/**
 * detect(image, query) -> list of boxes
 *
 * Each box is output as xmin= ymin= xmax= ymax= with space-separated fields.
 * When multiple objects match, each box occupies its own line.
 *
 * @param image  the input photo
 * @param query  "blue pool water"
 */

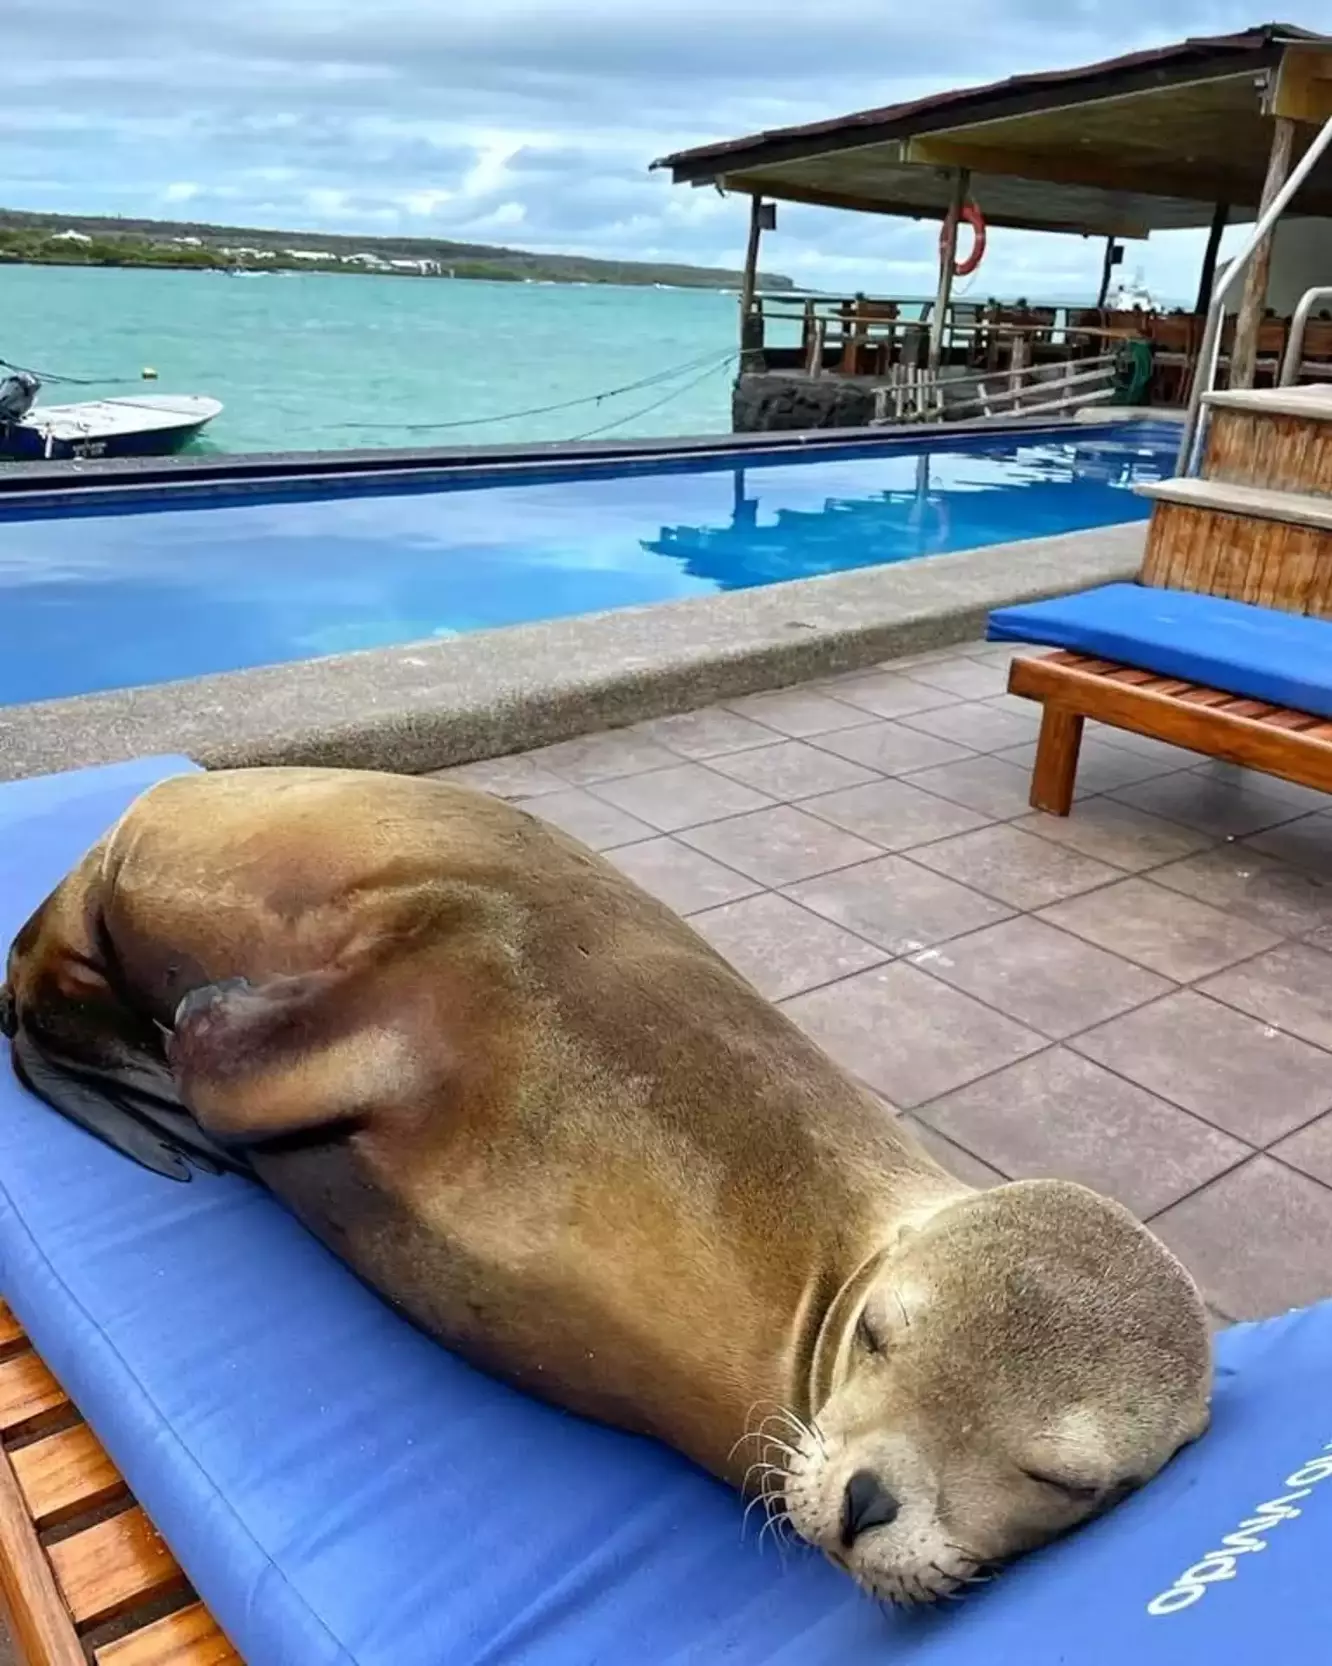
xmin=0 ymin=420 xmax=1180 ymax=706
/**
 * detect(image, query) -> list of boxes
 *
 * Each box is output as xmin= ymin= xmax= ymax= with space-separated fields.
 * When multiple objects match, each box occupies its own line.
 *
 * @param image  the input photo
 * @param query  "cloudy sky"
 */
xmin=4 ymin=1 xmax=1288 ymax=298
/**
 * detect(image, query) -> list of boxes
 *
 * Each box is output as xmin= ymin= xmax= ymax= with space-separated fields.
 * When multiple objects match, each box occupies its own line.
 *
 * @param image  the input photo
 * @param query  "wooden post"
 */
xmin=1230 ymin=119 xmax=1296 ymax=389
xmin=1194 ymin=201 xmax=1229 ymax=315
xmin=927 ymin=168 xmax=969 ymax=376
xmin=1095 ymin=237 xmax=1118 ymax=307
xmin=739 ymin=196 xmax=765 ymax=368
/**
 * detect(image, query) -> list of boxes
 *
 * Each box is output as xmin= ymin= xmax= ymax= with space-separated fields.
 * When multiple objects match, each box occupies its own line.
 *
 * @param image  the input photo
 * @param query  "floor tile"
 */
xmin=995 ymin=736 xmax=1191 ymax=797
xmin=679 ymin=805 xmax=882 ymax=887
xmin=1244 ymin=811 xmax=1332 ymax=877
xmin=902 ymin=659 xmax=1010 ymax=700
xmin=782 ymin=961 xmax=1044 ymax=1108
xmin=909 ymin=823 xmax=1122 ymax=910
xmin=590 ymin=763 xmax=774 ymax=832
xmin=689 ymin=893 xmax=887 ymax=1000
xmin=530 ymin=728 xmax=680 ymax=785
xmin=1150 ymin=1157 xmax=1332 ymax=1318
xmin=813 ymin=721 xmax=976 ymax=776
xmin=706 ymin=739 xmax=880 ymax=800
xmin=815 ymin=672 xmax=962 ymax=721
xmin=632 ymin=706 xmax=781 ymax=759
xmin=1149 ymin=845 xmax=1332 ymax=938
xmin=724 ymin=688 xmax=874 ymax=738
xmin=910 ymin=916 xmax=1172 ymax=1039
xmin=515 ymin=788 xmax=656 ymax=852
xmin=1039 ymin=877 xmax=1281 ymax=982
xmin=1088 ymin=728 xmax=1206 ymax=769
xmin=787 ymin=854 xmax=1013 ymax=954
xmin=900 ymin=1115 xmax=1006 ymax=1188
xmin=1199 ymin=942 xmax=1332 ymax=1050
xmin=1072 ymin=989 xmax=1332 ymax=1145
xmin=899 ymin=701 xmax=1041 ymax=754
xmin=434 ymin=753 xmax=567 ymax=799
xmin=1110 ymin=771 xmax=1306 ymax=838
xmin=605 ymin=837 xmax=762 ymax=915
xmin=1270 ymin=1114 xmax=1332 ymax=1187
xmin=901 ymin=755 xmax=1036 ymax=820
xmin=1190 ymin=759 xmax=1332 ymax=816
xmin=800 ymin=779 xmax=992 ymax=851
xmin=919 ymin=1049 xmax=1246 ymax=1220
xmin=1012 ymin=799 xmax=1214 ymax=873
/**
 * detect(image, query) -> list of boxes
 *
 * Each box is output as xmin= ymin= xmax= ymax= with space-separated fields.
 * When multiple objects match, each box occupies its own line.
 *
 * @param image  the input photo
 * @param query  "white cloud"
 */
xmin=2 ymin=0 xmax=1271 ymax=298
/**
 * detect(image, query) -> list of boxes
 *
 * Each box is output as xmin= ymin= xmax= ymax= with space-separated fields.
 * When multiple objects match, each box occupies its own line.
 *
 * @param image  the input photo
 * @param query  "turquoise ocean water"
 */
xmin=1 ymin=264 xmax=756 ymax=455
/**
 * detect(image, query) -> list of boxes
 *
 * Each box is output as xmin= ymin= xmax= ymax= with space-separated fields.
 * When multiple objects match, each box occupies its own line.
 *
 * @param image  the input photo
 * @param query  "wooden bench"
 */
xmin=0 ymin=1303 xmax=236 ymax=1666
xmin=1009 ymin=651 xmax=1332 ymax=815
xmin=1005 ymin=385 xmax=1332 ymax=815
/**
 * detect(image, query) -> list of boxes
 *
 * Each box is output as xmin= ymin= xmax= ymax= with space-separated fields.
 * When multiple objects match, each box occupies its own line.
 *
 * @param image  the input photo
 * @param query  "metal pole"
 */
xmin=1279 ymin=285 xmax=1332 ymax=385
xmin=1175 ymin=110 xmax=1332 ymax=475
xmin=927 ymin=169 xmax=968 ymax=376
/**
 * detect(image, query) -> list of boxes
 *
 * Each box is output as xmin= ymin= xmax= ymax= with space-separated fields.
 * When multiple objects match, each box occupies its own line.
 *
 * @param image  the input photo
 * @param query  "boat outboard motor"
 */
xmin=0 ymin=370 xmax=40 ymax=424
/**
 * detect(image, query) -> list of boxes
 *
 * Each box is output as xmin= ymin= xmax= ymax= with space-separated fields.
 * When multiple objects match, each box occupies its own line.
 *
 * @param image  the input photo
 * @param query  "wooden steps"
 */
xmin=0 ymin=1302 xmax=239 ymax=1666
xmin=1133 ymin=387 xmax=1332 ymax=619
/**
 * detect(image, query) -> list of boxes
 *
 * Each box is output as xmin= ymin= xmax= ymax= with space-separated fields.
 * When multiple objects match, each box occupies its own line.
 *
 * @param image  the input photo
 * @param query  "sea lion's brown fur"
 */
xmin=2 ymin=765 xmax=1212 ymax=1604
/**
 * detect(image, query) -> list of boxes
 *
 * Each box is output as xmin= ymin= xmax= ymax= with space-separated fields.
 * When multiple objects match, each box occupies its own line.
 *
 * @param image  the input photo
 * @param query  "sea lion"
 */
xmin=1 ymin=765 xmax=1212 ymax=1606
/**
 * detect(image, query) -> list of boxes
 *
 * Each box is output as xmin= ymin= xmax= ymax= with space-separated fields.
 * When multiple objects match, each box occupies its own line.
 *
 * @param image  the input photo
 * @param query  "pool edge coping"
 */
xmin=0 ymin=520 xmax=1146 ymax=782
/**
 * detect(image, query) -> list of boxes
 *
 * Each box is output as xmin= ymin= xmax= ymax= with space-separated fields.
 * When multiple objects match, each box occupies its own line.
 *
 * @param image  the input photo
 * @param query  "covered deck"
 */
xmin=652 ymin=22 xmax=1332 ymax=430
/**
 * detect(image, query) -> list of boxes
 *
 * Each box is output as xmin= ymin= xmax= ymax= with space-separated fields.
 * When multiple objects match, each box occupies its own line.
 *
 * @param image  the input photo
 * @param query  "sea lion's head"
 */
xmin=781 ymin=1178 xmax=1211 ymax=1605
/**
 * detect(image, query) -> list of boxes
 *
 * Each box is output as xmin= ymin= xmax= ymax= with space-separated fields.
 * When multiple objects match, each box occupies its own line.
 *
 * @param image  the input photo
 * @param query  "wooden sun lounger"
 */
xmin=1010 ymin=651 xmax=1332 ymax=815
xmin=0 ymin=1304 xmax=236 ymax=1666
xmin=1005 ymin=385 xmax=1332 ymax=816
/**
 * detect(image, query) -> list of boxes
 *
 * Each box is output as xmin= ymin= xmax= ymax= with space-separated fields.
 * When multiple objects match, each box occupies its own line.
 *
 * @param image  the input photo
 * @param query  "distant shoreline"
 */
xmin=0 ymin=209 xmax=793 ymax=293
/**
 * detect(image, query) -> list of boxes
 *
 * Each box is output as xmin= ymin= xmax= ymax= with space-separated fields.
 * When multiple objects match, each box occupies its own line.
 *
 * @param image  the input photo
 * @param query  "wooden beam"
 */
xmin=906 ymin=136 xmax=1269 ymax=211
xmin=1194 ymin=201 xmax=1229 ymax=315
xmin=718 ymin=173 xmax=1151 ymax=238
xmin=928 ymin=169 xmax=968 ymax=375
xmin=1230 ymin=117 xmax=1296 ymax=390
xmin=738 ymin=195 xmax=765 ymax=366
xmin=1096 ymin=236 xmax=1118 ymax=306
xmin=1270 ymin=45 xmax=1332 ymax=124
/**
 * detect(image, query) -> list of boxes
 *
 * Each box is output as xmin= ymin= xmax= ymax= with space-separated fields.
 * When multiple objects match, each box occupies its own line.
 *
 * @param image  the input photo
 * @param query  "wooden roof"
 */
xmin=652 ymin=23 xmax=1332 ymax=239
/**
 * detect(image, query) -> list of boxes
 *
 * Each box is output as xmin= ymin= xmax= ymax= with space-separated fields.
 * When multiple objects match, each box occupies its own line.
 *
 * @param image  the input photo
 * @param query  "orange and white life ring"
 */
xmin=940 ymin=201 xmax=987 ymax=278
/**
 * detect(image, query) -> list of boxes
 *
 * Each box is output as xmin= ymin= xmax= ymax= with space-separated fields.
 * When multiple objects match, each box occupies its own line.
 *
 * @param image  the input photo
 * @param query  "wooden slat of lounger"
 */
xmin=0 ymin=1353 xmax=68 ymax=1437
xmin=12 ymin=1423 xmax=124 ymax=1529
xmin=0 ymin=1448 xmax=84 ymax=1666
xmin=0 ymin=1305 xmax=26 ymax=1351
xmin=1010 ymin=655 xmax=1332 ymax=796
xmin=47 ymin=1506 xmax=186 ymax=1628
xmin=94 ymin=1603 xmax=240 ymax=1666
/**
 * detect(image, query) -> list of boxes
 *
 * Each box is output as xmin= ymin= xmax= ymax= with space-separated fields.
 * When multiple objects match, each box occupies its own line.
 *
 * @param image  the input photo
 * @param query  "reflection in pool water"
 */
xmin=0 ymin=420 xmax=1179 ymax=706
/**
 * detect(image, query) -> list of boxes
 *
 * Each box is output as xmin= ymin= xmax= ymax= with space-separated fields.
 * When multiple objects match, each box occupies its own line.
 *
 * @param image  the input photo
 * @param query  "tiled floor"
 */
xmin=438 ymin=639 xmax=1332 ymax=1327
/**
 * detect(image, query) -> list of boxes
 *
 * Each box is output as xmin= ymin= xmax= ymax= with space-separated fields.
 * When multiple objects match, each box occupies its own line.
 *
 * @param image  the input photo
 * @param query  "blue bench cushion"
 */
xmin=987 ymin=582 xmax=1332 ymax=720
xmin=1 ymin=758 xmax=1329 ymax=1666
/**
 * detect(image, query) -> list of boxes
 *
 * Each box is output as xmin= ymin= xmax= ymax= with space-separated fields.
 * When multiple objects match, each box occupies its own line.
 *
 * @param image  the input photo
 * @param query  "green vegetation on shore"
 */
xmin=0 ymin=209 xmax=792 ymax=291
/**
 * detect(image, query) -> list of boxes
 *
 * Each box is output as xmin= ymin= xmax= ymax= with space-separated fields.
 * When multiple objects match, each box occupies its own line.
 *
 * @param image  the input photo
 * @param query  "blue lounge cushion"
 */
xmin=987 ymin=582 xmax=1332 ymax=720
xmin=1 ymin=757 xmax=1329 ymax=1665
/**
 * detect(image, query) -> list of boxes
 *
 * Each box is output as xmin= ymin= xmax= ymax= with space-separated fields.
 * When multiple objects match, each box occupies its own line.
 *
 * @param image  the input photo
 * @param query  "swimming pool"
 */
xmin=0 ymin=419 xmax=1179 ymax=707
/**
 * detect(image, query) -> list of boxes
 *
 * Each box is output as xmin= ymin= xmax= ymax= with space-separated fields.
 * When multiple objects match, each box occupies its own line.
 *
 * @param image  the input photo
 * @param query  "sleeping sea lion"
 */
xmin=1 ymin=765 xmax=1211 ymax=1606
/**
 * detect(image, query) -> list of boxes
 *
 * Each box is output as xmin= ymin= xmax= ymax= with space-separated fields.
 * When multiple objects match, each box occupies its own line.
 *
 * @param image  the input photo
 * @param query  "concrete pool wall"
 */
xmin=0 ymin=518 xmax=1146 ymax=782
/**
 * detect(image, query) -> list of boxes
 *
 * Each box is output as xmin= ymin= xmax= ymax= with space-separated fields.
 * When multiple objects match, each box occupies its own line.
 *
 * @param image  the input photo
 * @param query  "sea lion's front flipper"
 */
xmin=10 ymin=1029 xmax=193 ymax=1181
xmin=167 ymin=970 xmax=396 ymax=1152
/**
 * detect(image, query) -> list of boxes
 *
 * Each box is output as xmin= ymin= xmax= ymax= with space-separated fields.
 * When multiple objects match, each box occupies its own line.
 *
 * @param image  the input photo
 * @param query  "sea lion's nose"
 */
xmin=841 ymin=1470 xmax=900 ymax=1545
